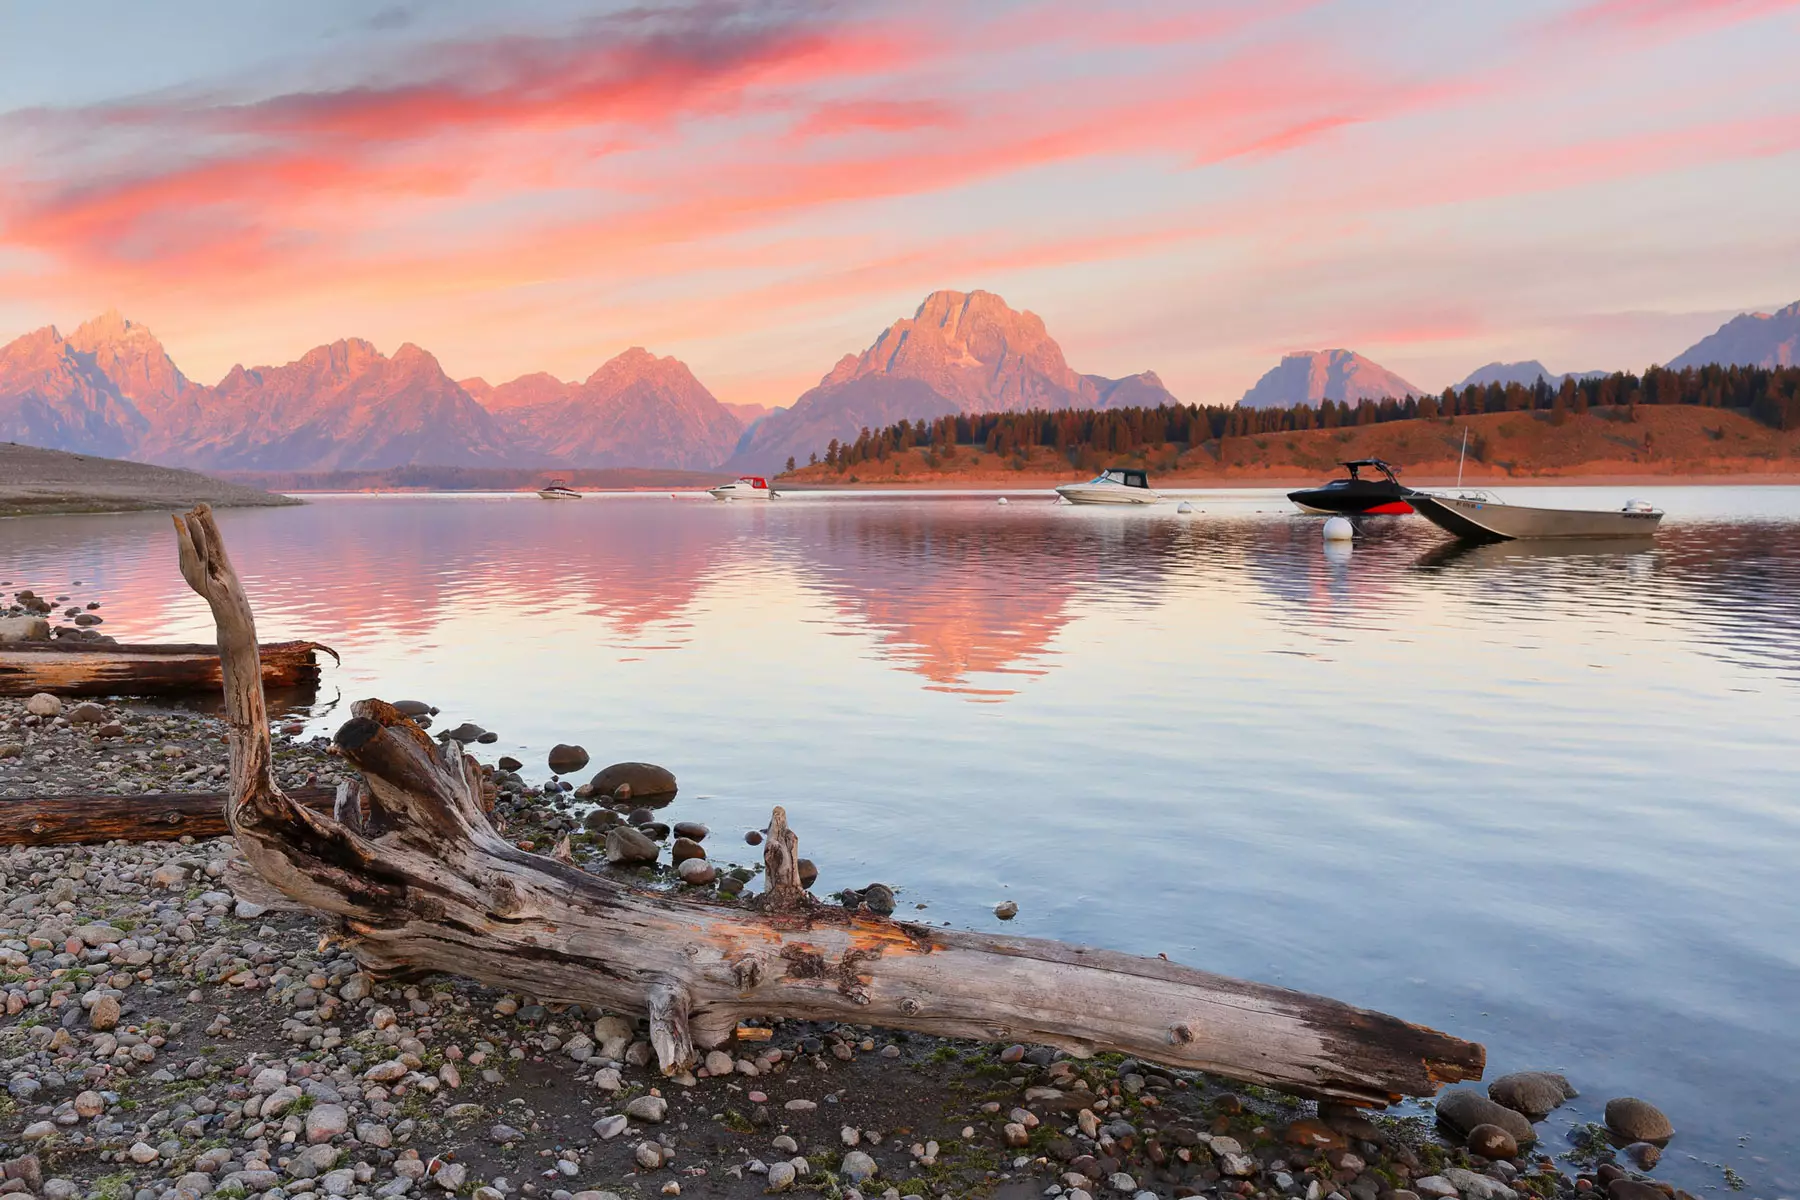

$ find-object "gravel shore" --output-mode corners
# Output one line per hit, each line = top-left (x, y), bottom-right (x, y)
(0, 683), (1701, 1200)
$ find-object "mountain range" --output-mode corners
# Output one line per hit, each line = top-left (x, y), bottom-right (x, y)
(2, 295), (1795, 473)
(726, 290), (1175, 470)
(1452, 361), (1611, 390)
(1236, 350), (1422, 410)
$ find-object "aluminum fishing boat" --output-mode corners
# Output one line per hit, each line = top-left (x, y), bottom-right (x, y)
(1288, 459), (1414, 515)
(1409, 492), (1662, 542)
(1055, 468), (1161, 505)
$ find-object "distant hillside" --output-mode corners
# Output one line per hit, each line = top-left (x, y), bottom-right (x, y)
(1239, 349), (1421, 409)
(1669, 300), (1800, 369)
(779, 405), (1800, 486)
(728, 289), (1177, 471)
(779, 362), (1800, 485)
(0, 441), (301, 517)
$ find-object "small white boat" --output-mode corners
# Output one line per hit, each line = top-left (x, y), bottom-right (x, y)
(1054, 468), (1161, 506)
(708, 475), (776, 501)
(537, 479), (581, 500)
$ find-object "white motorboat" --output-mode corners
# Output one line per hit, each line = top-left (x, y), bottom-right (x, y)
(536, 479), (581, 500)
(1054, 468), (1161, 505)
(708, 475), (776, 501)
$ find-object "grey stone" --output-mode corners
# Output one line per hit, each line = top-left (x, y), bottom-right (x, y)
(592, 1114), (628, 1140)
(1442, 1167), (1516, 1200)
(605, 826), (660, 866)
(624, 1094), (668, 1123)
(1487, 1071), (1576, 1121)
(766, 1162), (796, 1192)
(306, 1103), (350, 1143)
(840, 1152), (877, 1183)
(1435, 1088), (1534, 1144)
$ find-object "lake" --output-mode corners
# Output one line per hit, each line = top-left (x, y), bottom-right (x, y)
(4, 487), (1797, 1191)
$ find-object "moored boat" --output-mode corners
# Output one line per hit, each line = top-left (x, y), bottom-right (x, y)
(708, 475), (776, 500)
(1409, 492), (1662, 542)
(1288, 459), (1414, 515)
(1054, 468), (1161, 505)
(536, 479), (581, 500)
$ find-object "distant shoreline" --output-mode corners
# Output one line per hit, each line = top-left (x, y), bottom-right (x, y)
(774, 470), (1800, 492)
(0, 442), (302, 519)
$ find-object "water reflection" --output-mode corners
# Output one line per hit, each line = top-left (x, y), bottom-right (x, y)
(4, 491), (1800, 1192)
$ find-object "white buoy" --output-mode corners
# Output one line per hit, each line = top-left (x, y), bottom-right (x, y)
(1323, 515), (1355, 542)
(997, 496), (1009, 506)
(1176, 501), (1194, 514)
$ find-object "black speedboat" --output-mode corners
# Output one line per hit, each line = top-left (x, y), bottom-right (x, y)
(1288, 459), (1415, 515)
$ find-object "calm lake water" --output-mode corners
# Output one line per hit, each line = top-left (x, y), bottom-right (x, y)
(5, 488), (1799, 1191)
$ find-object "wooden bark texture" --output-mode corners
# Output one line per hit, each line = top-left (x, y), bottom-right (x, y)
(171, 503), (1484, 1105)
(0, 786), (338, 846)
(0, 639), (333, 697)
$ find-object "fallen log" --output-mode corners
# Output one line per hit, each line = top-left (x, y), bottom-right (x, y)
(0, 786), (338, 846)
(0, 638), (334, 698)
(172, 503), (1484, 1105)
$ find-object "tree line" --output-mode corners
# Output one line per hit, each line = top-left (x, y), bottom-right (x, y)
(785, 363), (1800, 473)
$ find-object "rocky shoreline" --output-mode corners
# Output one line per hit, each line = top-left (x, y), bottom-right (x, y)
(0, 586), (1711, 1200)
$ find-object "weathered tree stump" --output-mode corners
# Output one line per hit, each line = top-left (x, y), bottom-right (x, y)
(173, 503), (1483, 1104)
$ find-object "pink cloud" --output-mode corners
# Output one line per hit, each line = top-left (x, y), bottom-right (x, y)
(1543, 0), (1798, 37)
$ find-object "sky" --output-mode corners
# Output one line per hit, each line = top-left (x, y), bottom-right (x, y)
(1, 0), (1797, 407)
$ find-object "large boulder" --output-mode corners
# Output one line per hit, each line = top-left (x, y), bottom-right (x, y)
(1488, 1071), (1576, 1121)
(24, 693), (61, 718)
(1604, 1097), (1673, 1143)
(0, 616), (50, 643)
(590, 762), (677, 801)
(1435, 1088), (1534, 1145)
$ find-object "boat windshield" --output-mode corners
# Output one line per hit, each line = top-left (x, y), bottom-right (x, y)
(1098, 469), (1148, 488)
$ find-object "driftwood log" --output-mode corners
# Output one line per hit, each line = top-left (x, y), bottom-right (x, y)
(0, 639), (334, 697)
(173, 503), (1484, 1105)
(0, 786), (338, 846)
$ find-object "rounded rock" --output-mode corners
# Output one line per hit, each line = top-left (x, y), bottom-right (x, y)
(591, 762), (678, 800)
(676, 858), (717, 885)
(1604, 1097), (1673, 1143)
(1435, 1087), (1534, 1144)
(840, 1151), (877, 1184)
(548, 744), (590, 774)
(624, 1094), (669, 1123)
(995, 900), (1019, 920)
(605, 826), (660, 866)
(24, 693), (61, 717)
(861, 883), (896, 916)
(87, 994), (121, 1031)
(671, 837), (706, 863)
(1487, 1071), (1577, 1121)
(766, 1161), (797, 1192)
(1467, 1123), (1519, 1159)
(673, 821), (708, 841)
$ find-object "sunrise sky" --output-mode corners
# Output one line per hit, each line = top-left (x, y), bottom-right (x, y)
(1, 0), (1796, 407)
